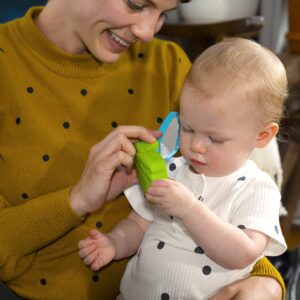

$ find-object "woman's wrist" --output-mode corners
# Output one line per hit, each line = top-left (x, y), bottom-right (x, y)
(69, 186), (87, 217)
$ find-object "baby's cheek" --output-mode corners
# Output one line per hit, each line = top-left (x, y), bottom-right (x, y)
(211, 152), (233, 172)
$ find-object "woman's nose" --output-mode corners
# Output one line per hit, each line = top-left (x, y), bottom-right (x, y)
(131, 14), (163, 42)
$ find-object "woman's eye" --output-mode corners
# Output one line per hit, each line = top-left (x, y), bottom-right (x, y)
(160, 12), (167, 20)
(209, 136), (224, 144)
(127, 0), (144, 11)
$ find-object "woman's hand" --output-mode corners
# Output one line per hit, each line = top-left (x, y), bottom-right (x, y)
(70, 126), (158, 217)
(209, 276), (282, 300)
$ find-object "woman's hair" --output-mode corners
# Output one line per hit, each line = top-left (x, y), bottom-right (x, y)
(186, 38), (288, 126)
(180, 0), (191, 2)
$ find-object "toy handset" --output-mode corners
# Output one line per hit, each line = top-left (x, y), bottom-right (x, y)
(157, 111), (181, 161)
(134, 112), (181, 192)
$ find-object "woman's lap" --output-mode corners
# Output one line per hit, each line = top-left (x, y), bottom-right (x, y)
(0, 281), (25, 300)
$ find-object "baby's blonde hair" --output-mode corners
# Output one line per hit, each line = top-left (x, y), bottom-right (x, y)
(186, 38), (288, 127)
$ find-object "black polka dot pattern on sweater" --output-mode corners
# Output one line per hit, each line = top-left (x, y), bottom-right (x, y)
(27, 87), (34, 94)
(128, 88), (134, 95)
(11, 80), (165, 213)
(63, 121), (70, 129)
(157, 117), (163, 124)
(40, 278), (47, 285)
(95, 221), (103, 229)
(80, 89), (87, 96)
(111, 121), (118, 128)
(21, 193), (29, 200)
(42, 154), (50, 162)
(138, 52), (145, 59)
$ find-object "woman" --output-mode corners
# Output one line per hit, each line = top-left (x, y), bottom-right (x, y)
(0, 0), (284, 299)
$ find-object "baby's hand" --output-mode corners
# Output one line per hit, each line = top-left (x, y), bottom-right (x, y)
(145, 179), (197, 219)
(78, 229), (116, 271)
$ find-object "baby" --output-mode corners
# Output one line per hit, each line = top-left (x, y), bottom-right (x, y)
(79, 38), (287, 299)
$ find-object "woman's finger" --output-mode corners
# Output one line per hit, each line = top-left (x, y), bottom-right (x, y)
(90, 126), (156, 157)
(87, 133), (134, 165)
(93, 150), (135, 175)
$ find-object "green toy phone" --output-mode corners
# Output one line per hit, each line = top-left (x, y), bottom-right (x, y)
(134, 112), (180, 192)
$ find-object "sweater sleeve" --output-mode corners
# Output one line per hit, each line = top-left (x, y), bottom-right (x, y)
(250, 257), (286, 300)
(0, 188), (82, 280)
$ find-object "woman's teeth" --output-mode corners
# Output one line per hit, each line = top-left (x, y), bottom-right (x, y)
(110, 32), (129, 47)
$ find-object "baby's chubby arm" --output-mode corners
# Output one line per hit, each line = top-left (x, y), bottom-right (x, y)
(78, 210), (151, 271)
(146, 179), (269, 270)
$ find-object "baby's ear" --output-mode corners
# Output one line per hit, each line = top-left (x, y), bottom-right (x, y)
(255, 122), (279, 148)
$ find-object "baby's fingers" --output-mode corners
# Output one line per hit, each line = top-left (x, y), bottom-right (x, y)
(83, 249), (98, 266)
(78, 237), (94, 250)
(78, 243), (97, 259)
(150, 179), (171, 187)
(90, 259), (104, 272)
(147, 181), (170, 197)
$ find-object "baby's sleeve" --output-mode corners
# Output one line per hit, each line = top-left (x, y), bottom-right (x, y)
(231, 175), (287, 257)
(124, 184), (154, 221)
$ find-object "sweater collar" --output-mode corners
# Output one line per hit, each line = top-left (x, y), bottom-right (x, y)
(12, 6), (128, 78)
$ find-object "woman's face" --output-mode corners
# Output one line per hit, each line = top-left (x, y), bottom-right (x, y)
(40, 0), (179, 63)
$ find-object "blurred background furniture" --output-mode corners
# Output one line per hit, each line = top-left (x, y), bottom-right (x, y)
(287, 0), (300, 55)
(278, 76), (300, 236)
(159, 16), (264, 61)
(278, 0), (300, 236)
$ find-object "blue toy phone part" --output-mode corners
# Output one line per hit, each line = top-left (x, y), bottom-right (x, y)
(158, 111), (181, 161)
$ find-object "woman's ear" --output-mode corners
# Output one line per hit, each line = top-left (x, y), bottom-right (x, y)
(255, 122), (279, 148)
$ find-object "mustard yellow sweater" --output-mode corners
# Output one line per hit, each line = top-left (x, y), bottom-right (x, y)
(0, 6), (285, 300)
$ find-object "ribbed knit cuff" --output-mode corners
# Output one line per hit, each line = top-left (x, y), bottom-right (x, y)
(250, 256), (286, 300)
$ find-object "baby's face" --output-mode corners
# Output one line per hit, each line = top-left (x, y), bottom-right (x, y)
(179, 83), (260, 177)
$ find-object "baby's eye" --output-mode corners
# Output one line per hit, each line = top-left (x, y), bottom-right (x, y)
(127, 0), (144, 11)
(182, 126), (194, 133)
(209, 136), (224, 144)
